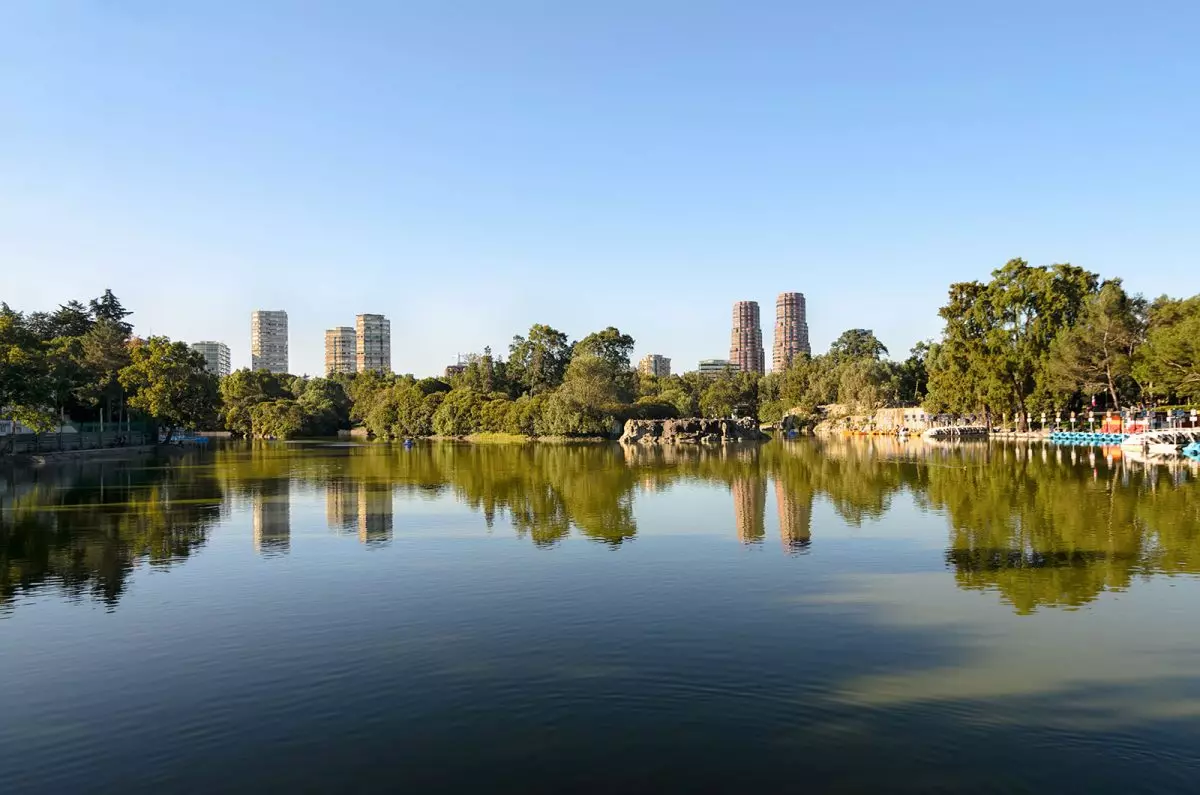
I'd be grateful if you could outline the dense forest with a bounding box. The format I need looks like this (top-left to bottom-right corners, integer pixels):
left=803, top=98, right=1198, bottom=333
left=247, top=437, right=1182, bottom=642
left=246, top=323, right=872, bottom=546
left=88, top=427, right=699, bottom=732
left=2, top=258, right=1198, bottom=440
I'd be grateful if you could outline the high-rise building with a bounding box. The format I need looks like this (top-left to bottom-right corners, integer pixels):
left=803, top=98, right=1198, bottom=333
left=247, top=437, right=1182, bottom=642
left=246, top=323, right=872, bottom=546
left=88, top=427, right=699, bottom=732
left=356, top=313, right=391, bottom=374
left=773, top=292, right=811, bottom=371
left=250, top=310, right=289, bottom=374
left=190, top=341, right=230, bottom=378
left=638, top=354, right=671, bottom=378
left=698, top=358, right=738, bottom=377
left=324, top=327, right=356, bottom=375
left=730, top=300, right=765, bottom=375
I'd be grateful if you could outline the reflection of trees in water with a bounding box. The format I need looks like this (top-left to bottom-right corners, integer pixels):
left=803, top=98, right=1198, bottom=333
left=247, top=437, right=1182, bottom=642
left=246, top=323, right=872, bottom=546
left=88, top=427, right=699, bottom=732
left=6, top=439, right=1196, bottom=613
left=0, top=459, right=224, bottom=610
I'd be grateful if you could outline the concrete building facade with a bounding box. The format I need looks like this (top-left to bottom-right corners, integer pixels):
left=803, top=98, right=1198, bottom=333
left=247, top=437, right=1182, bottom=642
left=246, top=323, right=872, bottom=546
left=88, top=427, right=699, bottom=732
left=356, top=313, right=391, bottom=374
left=191, top=340, right=231, bottom=378
left=698, top=358, right=738, bottom=377
left=730, top=300, right=765, bottom=375
left=638, top=354, right=671, bottom=378
left=250, top=310, right=289, bottom=374
left=324, top=327, right=357, bottom=375
left=772, top=292, right=811, bottom=371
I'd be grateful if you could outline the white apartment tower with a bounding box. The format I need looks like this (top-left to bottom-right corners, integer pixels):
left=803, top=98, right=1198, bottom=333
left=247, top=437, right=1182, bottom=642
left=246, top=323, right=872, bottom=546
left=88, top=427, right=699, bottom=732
left=250, top=310, right=289, bottom=374
left=773, top=292, right=811, bottom=371
left=190, top=341, right=231, bottom=378
left=356, top=313, right=391, bottom=374
left=325, top=327, right=357, bottom=375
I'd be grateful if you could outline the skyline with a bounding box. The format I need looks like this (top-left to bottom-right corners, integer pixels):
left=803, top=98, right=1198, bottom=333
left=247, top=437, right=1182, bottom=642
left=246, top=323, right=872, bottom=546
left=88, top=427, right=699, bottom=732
left=4, top=2, right=1199, bottom=375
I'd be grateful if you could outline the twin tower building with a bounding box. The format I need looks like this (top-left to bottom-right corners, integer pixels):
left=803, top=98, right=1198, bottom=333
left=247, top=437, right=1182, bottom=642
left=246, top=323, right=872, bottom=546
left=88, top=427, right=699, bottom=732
left=731, top=292, right=810, bottom=375
left=245, top=310, right=392, bottom=376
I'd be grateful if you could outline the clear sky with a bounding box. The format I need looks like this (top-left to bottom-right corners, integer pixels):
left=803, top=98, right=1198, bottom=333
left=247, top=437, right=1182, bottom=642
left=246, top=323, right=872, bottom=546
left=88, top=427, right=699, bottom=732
left=3, top=1, right=1198, bottom=376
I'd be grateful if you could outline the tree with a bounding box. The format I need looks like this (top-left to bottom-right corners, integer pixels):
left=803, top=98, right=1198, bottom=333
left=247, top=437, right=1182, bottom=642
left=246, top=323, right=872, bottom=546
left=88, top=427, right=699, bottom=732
left=0, top=304, right=56, bottom=432
left=88, top=289, right=134, bottom=337
left=75, top=320, right=133, bottom=425
left=1047, top=280, right=1145, bottom=409
left=220, top=369, right=289, bottom=437
left=700, top=372, right=757, bottom=418
left=889, top=342, right=931, bottom=405
left=829, top=329, right=888, bottom=362
left=119, top=337, right=220, bottom=441
left=925, top=259, right=1099, bottom=425
left=433, top=389, right=484, bottom=436
left=1135, top=295, right=1200, bottom=404
left=250, top=399, right=305, bottom=439
left=295, top=377, right=351, bottom=435
left=507, top=324, right=571, bottom=396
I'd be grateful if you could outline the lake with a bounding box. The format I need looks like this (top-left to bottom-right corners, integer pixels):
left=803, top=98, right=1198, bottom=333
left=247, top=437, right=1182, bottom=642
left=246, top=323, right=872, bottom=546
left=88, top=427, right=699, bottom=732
left=2, top=439, right=1200, bottom=793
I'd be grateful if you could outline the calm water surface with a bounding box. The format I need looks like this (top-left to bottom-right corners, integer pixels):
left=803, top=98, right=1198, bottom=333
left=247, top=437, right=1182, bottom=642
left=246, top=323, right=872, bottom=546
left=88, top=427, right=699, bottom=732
left=3, top=439, right=1200, bottom=793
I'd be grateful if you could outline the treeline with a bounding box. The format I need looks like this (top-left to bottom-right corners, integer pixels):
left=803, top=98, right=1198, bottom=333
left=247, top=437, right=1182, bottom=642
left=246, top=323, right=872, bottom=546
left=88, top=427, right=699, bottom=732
left=4, top=260, right=1199, bottom=440
left=923, top=259, right=1200, bottom=422
left=1, top=292, right=218, bottom=438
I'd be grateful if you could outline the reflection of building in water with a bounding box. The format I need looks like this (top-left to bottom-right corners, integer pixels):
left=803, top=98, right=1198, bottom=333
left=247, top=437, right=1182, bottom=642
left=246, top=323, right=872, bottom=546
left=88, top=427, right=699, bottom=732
left=357, top=484, right=394, bottom=546
left=732, top=477, right=766, bottom=543
left=775, top=480, right=813, bottom=553
left=253, top=480, right=291, bottom=556
left=325, top=479, right=359, bottom=533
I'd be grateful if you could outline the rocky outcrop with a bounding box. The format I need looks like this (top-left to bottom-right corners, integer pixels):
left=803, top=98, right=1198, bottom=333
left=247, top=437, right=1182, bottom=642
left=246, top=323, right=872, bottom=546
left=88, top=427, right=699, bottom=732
left=619, top=418, right=770, bottom=445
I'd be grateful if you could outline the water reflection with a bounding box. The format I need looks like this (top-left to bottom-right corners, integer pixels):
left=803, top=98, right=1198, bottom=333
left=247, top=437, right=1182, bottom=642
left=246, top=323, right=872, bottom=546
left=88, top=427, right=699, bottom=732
left=253, top=479, right=291, bottom=556
left=0, top=459, right=223, bottom=610
left=2, top=439, right=1198, bottom=614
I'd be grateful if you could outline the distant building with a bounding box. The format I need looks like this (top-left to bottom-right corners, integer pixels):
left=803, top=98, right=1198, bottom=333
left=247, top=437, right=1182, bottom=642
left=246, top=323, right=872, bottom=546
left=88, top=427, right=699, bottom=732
left=356, top=313, right=391, bottom=374
left=730, top=300, right=765, bottom=375
left=444, top=363, right=466, bottom=379
left=698, top=358, right=738, bottom=377
left=250, top=310, right=289, bottom=374
left=191, top=340, right=230, bottom=378
left=638, top=354, right=671, bottom=378
left=772, top=292, right=811, bottom=371
left=324, top=327, right=356, bottom=375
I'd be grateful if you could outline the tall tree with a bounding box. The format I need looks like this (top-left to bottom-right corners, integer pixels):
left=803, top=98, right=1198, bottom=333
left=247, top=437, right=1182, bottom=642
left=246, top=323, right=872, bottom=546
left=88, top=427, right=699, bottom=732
left=829, top=329, right=888, bottom=362
left=1135, top=295, right=1200, bottom=405
left=0, top=304, right=56, bottom=431
left=119, top=337, right=220, bottom=441
left=1047, top=280, right=1145, bottom=409
left=507, top=324, right=571, bottom=396
left=220, top=369, right=290, bottom=437
left=88, top=290, right=133, bottom=336
left=75, top=320, right=134, bottom=425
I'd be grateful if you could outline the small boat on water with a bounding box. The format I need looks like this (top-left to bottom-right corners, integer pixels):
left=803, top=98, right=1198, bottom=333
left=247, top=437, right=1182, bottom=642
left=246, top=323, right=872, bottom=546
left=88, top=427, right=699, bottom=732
left=1185, top=442, right=1200, bottom=461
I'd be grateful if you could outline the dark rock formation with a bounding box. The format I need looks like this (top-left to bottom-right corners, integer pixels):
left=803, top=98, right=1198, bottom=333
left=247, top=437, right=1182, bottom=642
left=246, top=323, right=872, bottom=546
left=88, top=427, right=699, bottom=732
left=619, top=417, right=770, bottom=445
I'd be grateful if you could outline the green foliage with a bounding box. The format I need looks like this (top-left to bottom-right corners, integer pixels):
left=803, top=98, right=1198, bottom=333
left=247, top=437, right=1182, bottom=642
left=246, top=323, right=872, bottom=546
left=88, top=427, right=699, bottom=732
left=119, top=337, right=220, bottom=439
left=507, top=324, right=571, bottom=396
left=830, top=329, right=888, bottom=362
left=1047, top=280, right=1144, bottom=409
left=250, top=399, right=306, bottom=439
left=925, top=259, right=1102, bottom=422
left=699, top=371, right=758, bottom=418
left=432, top=389, right=485, bottom=436
left=220, top=369, right=290, bottom=437
left=1136, top=295, right=1200, bottom=404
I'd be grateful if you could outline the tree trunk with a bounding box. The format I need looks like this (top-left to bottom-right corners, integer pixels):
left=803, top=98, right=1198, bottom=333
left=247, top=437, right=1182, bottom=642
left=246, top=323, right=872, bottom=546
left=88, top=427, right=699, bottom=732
left=1106, top=364, right=1120, bottom=412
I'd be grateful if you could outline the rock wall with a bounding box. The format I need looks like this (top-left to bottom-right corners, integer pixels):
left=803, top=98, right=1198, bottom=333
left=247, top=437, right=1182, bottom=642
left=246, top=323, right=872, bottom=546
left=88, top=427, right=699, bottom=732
left=620, top=418, right=770, bottom=445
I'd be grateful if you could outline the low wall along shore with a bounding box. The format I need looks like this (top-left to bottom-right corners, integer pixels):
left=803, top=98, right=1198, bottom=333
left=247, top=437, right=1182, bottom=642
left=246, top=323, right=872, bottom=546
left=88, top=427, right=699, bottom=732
left=620, top=418, right=769, bottom=445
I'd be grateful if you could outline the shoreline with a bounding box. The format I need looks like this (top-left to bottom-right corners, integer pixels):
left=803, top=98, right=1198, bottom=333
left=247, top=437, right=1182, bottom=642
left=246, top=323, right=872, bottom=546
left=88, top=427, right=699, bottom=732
left=0, top=444, right=189, bottom=467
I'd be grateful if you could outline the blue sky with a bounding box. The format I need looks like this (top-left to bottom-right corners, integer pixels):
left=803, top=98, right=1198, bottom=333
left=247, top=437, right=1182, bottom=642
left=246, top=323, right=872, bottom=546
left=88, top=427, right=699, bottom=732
left=3, top=1, right=1198, bottom=376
